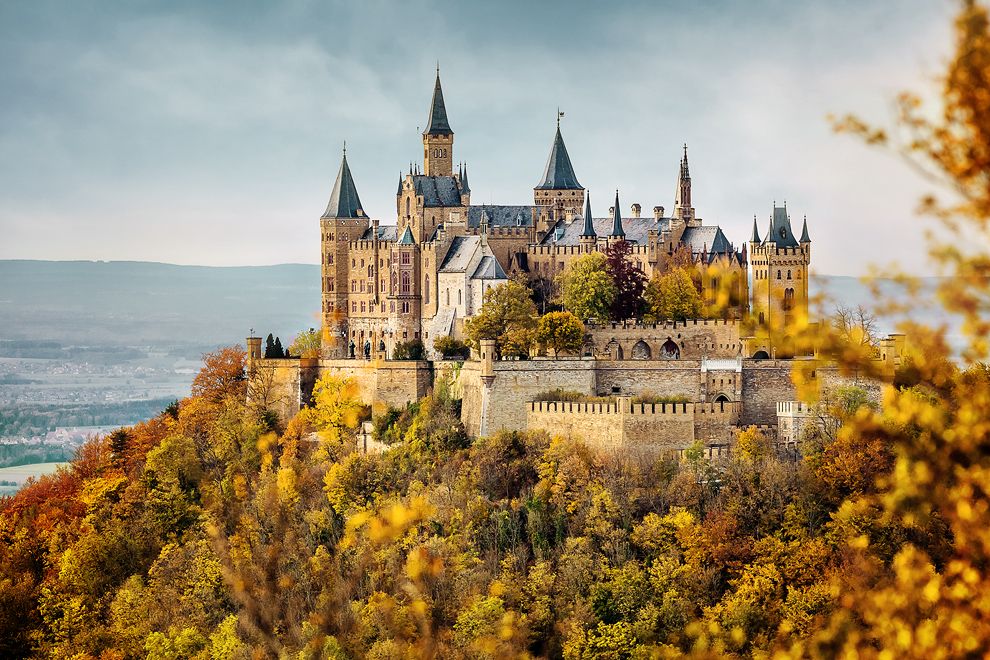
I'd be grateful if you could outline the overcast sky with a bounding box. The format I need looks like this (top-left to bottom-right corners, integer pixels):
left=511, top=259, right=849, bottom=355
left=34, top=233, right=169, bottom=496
left=0, top=0, right=957, bottom=275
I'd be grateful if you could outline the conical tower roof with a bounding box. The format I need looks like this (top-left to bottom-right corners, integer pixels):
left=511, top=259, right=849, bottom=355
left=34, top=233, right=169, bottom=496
left=424, top=71, right=452, bottom=136
left=610, top=190, right=625, bottom=238
left=800, top=216, right=811, bottom=243
left=322, top=150, right=364, bottom=219
left=581, top=193, right=596, bottom=238
left=535, top=126, right=582, bottom=190
left=750, top=215, right=761, bottom=243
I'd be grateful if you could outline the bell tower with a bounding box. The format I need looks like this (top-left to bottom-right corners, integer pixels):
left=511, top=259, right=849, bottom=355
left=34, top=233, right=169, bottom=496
left=423, top=68, right=454, bottom=177
left=749, top=204, right=810, bottom=332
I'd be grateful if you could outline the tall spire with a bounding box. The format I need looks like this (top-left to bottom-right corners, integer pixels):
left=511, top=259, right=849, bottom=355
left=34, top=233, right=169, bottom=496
left=424, top=69, right=452, bottom=136
left=535, top=123, right=582, bottom=190
left=610, top=190, right=625, bottom=238
left=397, top=172, right=403, bottom=197
left=581, top=192, right=596, bottom=238
left=322, top=148, right=364, bottom=219
left=461, top=163, right=471, bottom=194
left=800, top=215, right=811, bottom=243
left=674, top=144, right=692, bottom=220
left=750, top=215, right=761, bottom=243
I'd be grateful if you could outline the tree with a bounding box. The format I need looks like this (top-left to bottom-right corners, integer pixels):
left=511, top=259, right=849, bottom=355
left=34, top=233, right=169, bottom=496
left=288, top=328, right=321, bottom=359
left=645, top=268, right=703, bottom=321
left=604, top=240, right=647, bottom=321
left=393, top=339, right=425, bottom=360
left=830, top=305, right=878, bottom=351
left=264, top=334, right=277, bottom=359
left=191, top=346, right=246, bottom=403
left=555, top=252, right=615, bottom=322
left=304, top=374, right=363, bottom=445
left=433, top=336, right=469, bottom=359
left=536, top=311, right=584, bottom=358
left=273, top=337, right=285, bottom=359
left=465, top=280, right=538, bottom=358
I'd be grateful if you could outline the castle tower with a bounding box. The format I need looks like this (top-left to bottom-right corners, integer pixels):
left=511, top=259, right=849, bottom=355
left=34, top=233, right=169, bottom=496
left=609, top=190, right=625, bottom=242
left=673, top=144, right=697, bottom=226
left=321, top=147, right=370, bottom=357
left=749, top=204, right=810, bottom=333
left=579, top=192, right=597, bottom=252
left=423, top=69, right=454, bottom=177
left=389, top=226, right=422, bottom=348
left=533, top=114, right=585, bottom=234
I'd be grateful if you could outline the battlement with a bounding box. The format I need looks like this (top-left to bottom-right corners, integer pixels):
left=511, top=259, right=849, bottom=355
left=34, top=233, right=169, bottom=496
left=588, top=318, right=742, bottom=330
left=527, top=244, right=586, bottom=256
left=527, top=399, right=739, bottom=418
left=777, top=400, right=813, bottom=415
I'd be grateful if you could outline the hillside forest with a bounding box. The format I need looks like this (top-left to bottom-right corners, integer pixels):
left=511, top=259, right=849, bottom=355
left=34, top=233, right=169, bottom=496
left=3, top=1, right=990, bottom=658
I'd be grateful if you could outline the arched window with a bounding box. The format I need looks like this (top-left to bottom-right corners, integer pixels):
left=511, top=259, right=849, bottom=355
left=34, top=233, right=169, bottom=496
left=660, top=339, right=680, bottom=360
left=787, top=269, right=791, bottom=279
left=458, top=289, right=462, bottom=305
left=446, top=288, right=450, bottom=305
left=424, top=276, right=430, bottom=304
left=405, top=198, right=410, bottom=217
left=753, top=350, right=770, bottom=360
left=401, top=271, right=411, bottom=294
left=632, top=340, right=651, bottom=360
left=777, top=270, right=781, bottom=279
left=783, top=288, right=795, bottom=311
left=759, top=311, right=765, bottom=324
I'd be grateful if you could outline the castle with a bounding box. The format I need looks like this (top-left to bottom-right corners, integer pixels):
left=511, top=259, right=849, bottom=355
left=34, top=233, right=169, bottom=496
left=246, top=71, right=901, bottom=455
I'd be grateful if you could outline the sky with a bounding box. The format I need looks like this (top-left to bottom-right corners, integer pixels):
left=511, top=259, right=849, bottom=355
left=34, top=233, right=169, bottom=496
left=0, top=0, right=959, bottom=276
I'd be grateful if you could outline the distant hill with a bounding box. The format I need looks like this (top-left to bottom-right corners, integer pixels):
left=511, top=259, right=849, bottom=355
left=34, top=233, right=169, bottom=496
left=0, top=260, right=321, bottom=348
left=0, top=260, right=954, bottom=349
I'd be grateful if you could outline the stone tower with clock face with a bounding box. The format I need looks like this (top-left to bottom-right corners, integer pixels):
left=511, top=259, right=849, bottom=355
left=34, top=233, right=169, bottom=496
left=423, top=71, right=454, bottom=177
left=749, top=204, right=811, bottom=333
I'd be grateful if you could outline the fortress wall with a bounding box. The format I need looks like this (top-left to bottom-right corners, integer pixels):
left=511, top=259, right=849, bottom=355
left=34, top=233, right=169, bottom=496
left=526, top=401, right=627, bottom=449
left=457, top=361, right=485, bottom=437
left=587, top=319, right=743, bottom=360
left=317, top=359, right=431, bottom=410
left=739, top=360, right=797, bottom=426
left=595, top=360, right=702, bottom=399
left=248, top=358, right=306, bottom=421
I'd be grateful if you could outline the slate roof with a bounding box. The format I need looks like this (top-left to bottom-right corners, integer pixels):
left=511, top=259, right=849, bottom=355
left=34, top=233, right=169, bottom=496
left=750, top=216, right=761, bottom=243
left=360, top=225, right=399, bottom=242
left=800, top=217, right=811, bottom=243
left=535, top=127, right=582, bottom=190
left=764, top=206, right=800, bottom=248
left=472, top=255, right=507, bottom=280
left=581, top=193, right=596, bottom=238
left=539, top=216, right=664, bottom=246
left=424, top=73, right=452, bottom=135
left=413, top=175, right=463, bottom=207
left=397, top=226, right=415, bottom=245
left=681, top=226, right=732, bottom=256
left=467, top=205, right=533, bottom=228
left=610, top=191, right=625, bottom=237
left=322, top=153, right=364, bottom=219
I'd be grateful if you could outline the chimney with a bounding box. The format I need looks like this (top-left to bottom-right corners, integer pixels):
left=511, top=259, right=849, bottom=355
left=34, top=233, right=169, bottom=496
left=654, top=206, right=664, bottom=220
left=631, top=203, right=641, bottom=218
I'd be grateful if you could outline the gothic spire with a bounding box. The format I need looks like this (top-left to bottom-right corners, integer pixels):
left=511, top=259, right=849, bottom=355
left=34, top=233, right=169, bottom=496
left=322, top=148, right=364, bottom=219
left=610, top=190, right=625, bottom=238
left=674, top=144, right=692, bottom=219
left=424, top=69, right=452, bottom=136
left=581, top=192, right=596, bottom=238
left=535, top=123, right=582, bottom=190
left=800, top=215, right=811, bottom=243
left=461, top=163, right=471, bottom=194
left=750, top=215, right=761, bottom=243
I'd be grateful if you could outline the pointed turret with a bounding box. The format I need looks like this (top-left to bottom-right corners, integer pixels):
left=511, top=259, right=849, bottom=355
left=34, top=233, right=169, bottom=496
left=581, top=192, right=596, bottom=238
left=610, top=190, right=625, bottom=238
left=461, top=163, right=471, bottom=194
left=673, top=144, right=693, bottom=221
left=397, top=172, right=403, bottom=197
left=535, top=125, right=582, bottom=190
left=322, top=149, right=364, bottom=219
left=767, top=204, right=799, bottom=247
left=750, top=215, right=761, bottom=243
left=800, top=215, right=811, bottom=243
left=423, top=69, right=452, bottom=136
left=397, top=225, right=415, bottom=245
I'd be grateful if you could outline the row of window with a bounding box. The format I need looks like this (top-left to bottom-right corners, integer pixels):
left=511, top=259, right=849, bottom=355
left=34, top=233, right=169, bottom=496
left=754, top=269, right=803, bottom=280
left=350, top=300, right=412, bottom=314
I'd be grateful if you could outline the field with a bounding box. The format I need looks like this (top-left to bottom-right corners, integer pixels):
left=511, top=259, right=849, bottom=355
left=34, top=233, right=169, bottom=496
left=0, top=462, right=68, bottom=495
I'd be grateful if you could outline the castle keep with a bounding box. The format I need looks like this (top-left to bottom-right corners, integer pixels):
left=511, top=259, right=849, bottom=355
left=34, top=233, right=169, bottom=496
left=247, top=71, right=901, bottom=454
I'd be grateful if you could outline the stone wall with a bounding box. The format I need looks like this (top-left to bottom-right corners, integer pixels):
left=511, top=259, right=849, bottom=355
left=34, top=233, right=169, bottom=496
left=526, top=398, right=741, bottom=456
left=586, top=319, right=744, bottom=361
left=739, top=360, right=798, bottom=426
left=595, top=360, right=702, bottom=399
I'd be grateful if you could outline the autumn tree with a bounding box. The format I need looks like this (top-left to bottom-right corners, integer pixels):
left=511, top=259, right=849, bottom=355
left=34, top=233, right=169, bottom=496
left=604, top=240, right=647, bottom=320
left=536, top=311, right=584, bottom=358
left=645, top=267, right=703, bottom=321
left=465, top=280, right=538, bottom=358
left=190, top=346, right=246, bottom=403
left=556, top=252, right=616, bottom=322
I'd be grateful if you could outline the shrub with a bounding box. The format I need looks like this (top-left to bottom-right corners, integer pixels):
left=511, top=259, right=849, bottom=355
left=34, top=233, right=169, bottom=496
left=392, top=339, right=425, bottom=361
left=433, top=336, right=469, bottom=359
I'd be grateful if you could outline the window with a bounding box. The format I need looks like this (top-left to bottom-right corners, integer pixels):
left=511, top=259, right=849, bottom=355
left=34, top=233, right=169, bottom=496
left=401, top=252, right=411, bottom=265
left=351, top=280, right=356, bottom=293
left=352, top=258, right=356, bottom=267
left=787, top=269, right=791, bottom=279
left=777, top=270, right=781, bottom=279
left=457, top=289, right=462, bottom=305
left=360, top=301, right=365, bottom=312
left=351, top=301, right=357, bottom=313
left=425, top=276, right=430, bottom=303
left=406, top=198, right=410, bottom=217
left=401, top=271, right=411, bottom=294
left=328, top=254, right=334, bottom=265
left=367, top=265, right=373, bottom=277
left=390, top=301, right=395, bottom=312
left=446, top=288, right=450, bottom=305
left=402, top=301, right=410, bottom=314
left=783, top=288, right=795, bottom=311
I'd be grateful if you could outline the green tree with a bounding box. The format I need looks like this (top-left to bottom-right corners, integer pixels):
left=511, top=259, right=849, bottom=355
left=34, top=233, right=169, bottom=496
left=645, top=268, right=703, bottom=321
left=288, top=328, right=321, bottom=358
left=556, top=252, right=616, bottom=322
left=465, top=280, right=538, bottom=358
left=536, top=311, right=584, bottom=358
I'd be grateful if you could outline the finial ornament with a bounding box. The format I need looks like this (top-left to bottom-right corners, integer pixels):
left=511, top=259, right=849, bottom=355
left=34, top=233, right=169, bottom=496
left=342, top=140, right=346, bottom=156
left=436, top=60, right=440, bottom=75
left=557, top=107, right=564, bottom=128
